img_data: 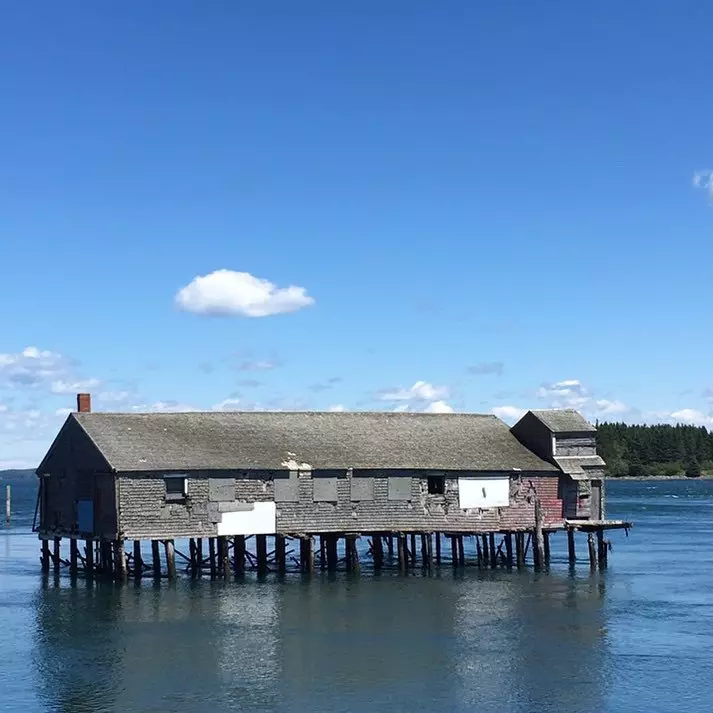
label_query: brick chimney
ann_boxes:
[77,393,92,413]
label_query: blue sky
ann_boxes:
[1,2,713,467]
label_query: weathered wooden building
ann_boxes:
[35,394,628,579]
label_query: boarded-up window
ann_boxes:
[275,471,300,502]
[388,476,412,501]
[165,475,187,502]
[209,478,235,502]
[458,476,510,508]
[313,477,338,502]
[350,474,374,501]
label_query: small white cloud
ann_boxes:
[327,404,346,412]
[594,399,629,416]
[131,401,200,413]
[96,391,132,403]
[175,269,315,317]
[212,398,242,412]
[50,378,101,394]
[669,408,713,426]
[380,380,449,402]
[492,405,527,423]
[693,170,713,201]
[0,346,68,387]
[424,400,454,413]
[393,404,410,412]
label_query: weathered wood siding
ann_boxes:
[116,469,564,539]
[554,436,597,456]
[38,417,117,537]
[510,413,554,461]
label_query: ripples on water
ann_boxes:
[1,477,712,713]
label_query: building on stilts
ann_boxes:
[34,393,631,579]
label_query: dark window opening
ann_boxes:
[427,476,445,495]
[165,477,187,502]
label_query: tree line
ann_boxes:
[596,422,711,477]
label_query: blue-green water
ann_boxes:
[1,476,712,713]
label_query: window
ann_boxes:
[165,476,187,502]
[427,475,445,495]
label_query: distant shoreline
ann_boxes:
[609,474,713,481]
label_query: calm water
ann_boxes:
[1,476,712,713]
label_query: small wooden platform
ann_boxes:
[565,519,633,532]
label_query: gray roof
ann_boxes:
[70,411,557,473]
[553,455,605,479]
[528,409,596,433]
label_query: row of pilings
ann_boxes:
[40,527,611,581]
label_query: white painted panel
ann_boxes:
[216,502,276,536]
[458,477,510,509]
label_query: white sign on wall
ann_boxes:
[458,476,510,509]
[216,502,276,536]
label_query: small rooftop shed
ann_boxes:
[35,395,627,579]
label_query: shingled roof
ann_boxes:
[528,409,596,433]
[66,411,558,473]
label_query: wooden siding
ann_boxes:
[116,469,564,539]
[554,436,597,457]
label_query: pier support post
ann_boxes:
[84,539,93,575]
[409,534,417,567]
[256,534,268,575]
[275,535,286,574]
[597,529,608,569]
[233,536,245,575]
[133,540,142,578]
[387,536,394,558]
[53,537,61,573]
[516,533,525,567]
[397,534,407,573]
[208,538,216,578]
[567,528,576,565]
[69,539,78,574]
[479,535,488,567]
[475,536,483,567]
[326,535,338,571]
[457,536,465,567]
[434,532,441,565]
[505,533,513,568]
[372,534,383,570]
[345,535,358,574]
[534,499,545,572]
[489,533,497,569]
[151,540,161,578]
[196,538,203,576]
[320,536,327,570]
[544,532,551,567]
[421,534,431,570]
[189,539,197,577]
[220,536,230,578]
[115,540,127,581]
[165,540,176,580]
[450,536,458,567]
[587,532,597,570]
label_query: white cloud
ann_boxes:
[131,401,200,413]
[380,381,449,402]
[50,378,101,394]
[393,404,410,412]
[594,399,629,416]
[492,405,527,423]
[175,269,315,317]
[424,400,454,413]
[327,404,346,412]
[537,379,589,408]
[96,391,132,403]
[0,346,68,387]
[693,170,713,201]
[212,398,242,412]
[669,408,713,427]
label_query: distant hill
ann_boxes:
[0,469,35,478]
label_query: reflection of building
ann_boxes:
[35,394,628,577]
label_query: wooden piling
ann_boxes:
[208,537,217,578]
[409,534,417,567]
[481,535,490,567]
[457,536,465,567]
[326,535,338,571]
[596,528,608,569]
[189,539,197,577]
[53,537,61,573]
[68,539,77,574]
[450,536,458,567]
[421,534,431,569]
[275,535,286,574]
[505,533,513,568]
[475,536,483,568]
[587,532,597,570]
[133,540,142,578]
[5,484,10,521]
[196,538,203,575]
[220,536,230,578]
[115,540,127,580]
[372,534,383,570]
[516,532,525,567]
[84,539,93,575]
[256,534,268,575]
[435,532,441,565]
[397,533,406,572]
[489,533,497,569]
[234,536,245,575]
[543,531,551,567]
[345,535,358,574]
[151,540,161,577]
[387,536,394,558]
[320,535,327,570]
[534,499,545,572]
[165,540,176,580]
[567,528,576,565]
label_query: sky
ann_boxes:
[1,2,713,468]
